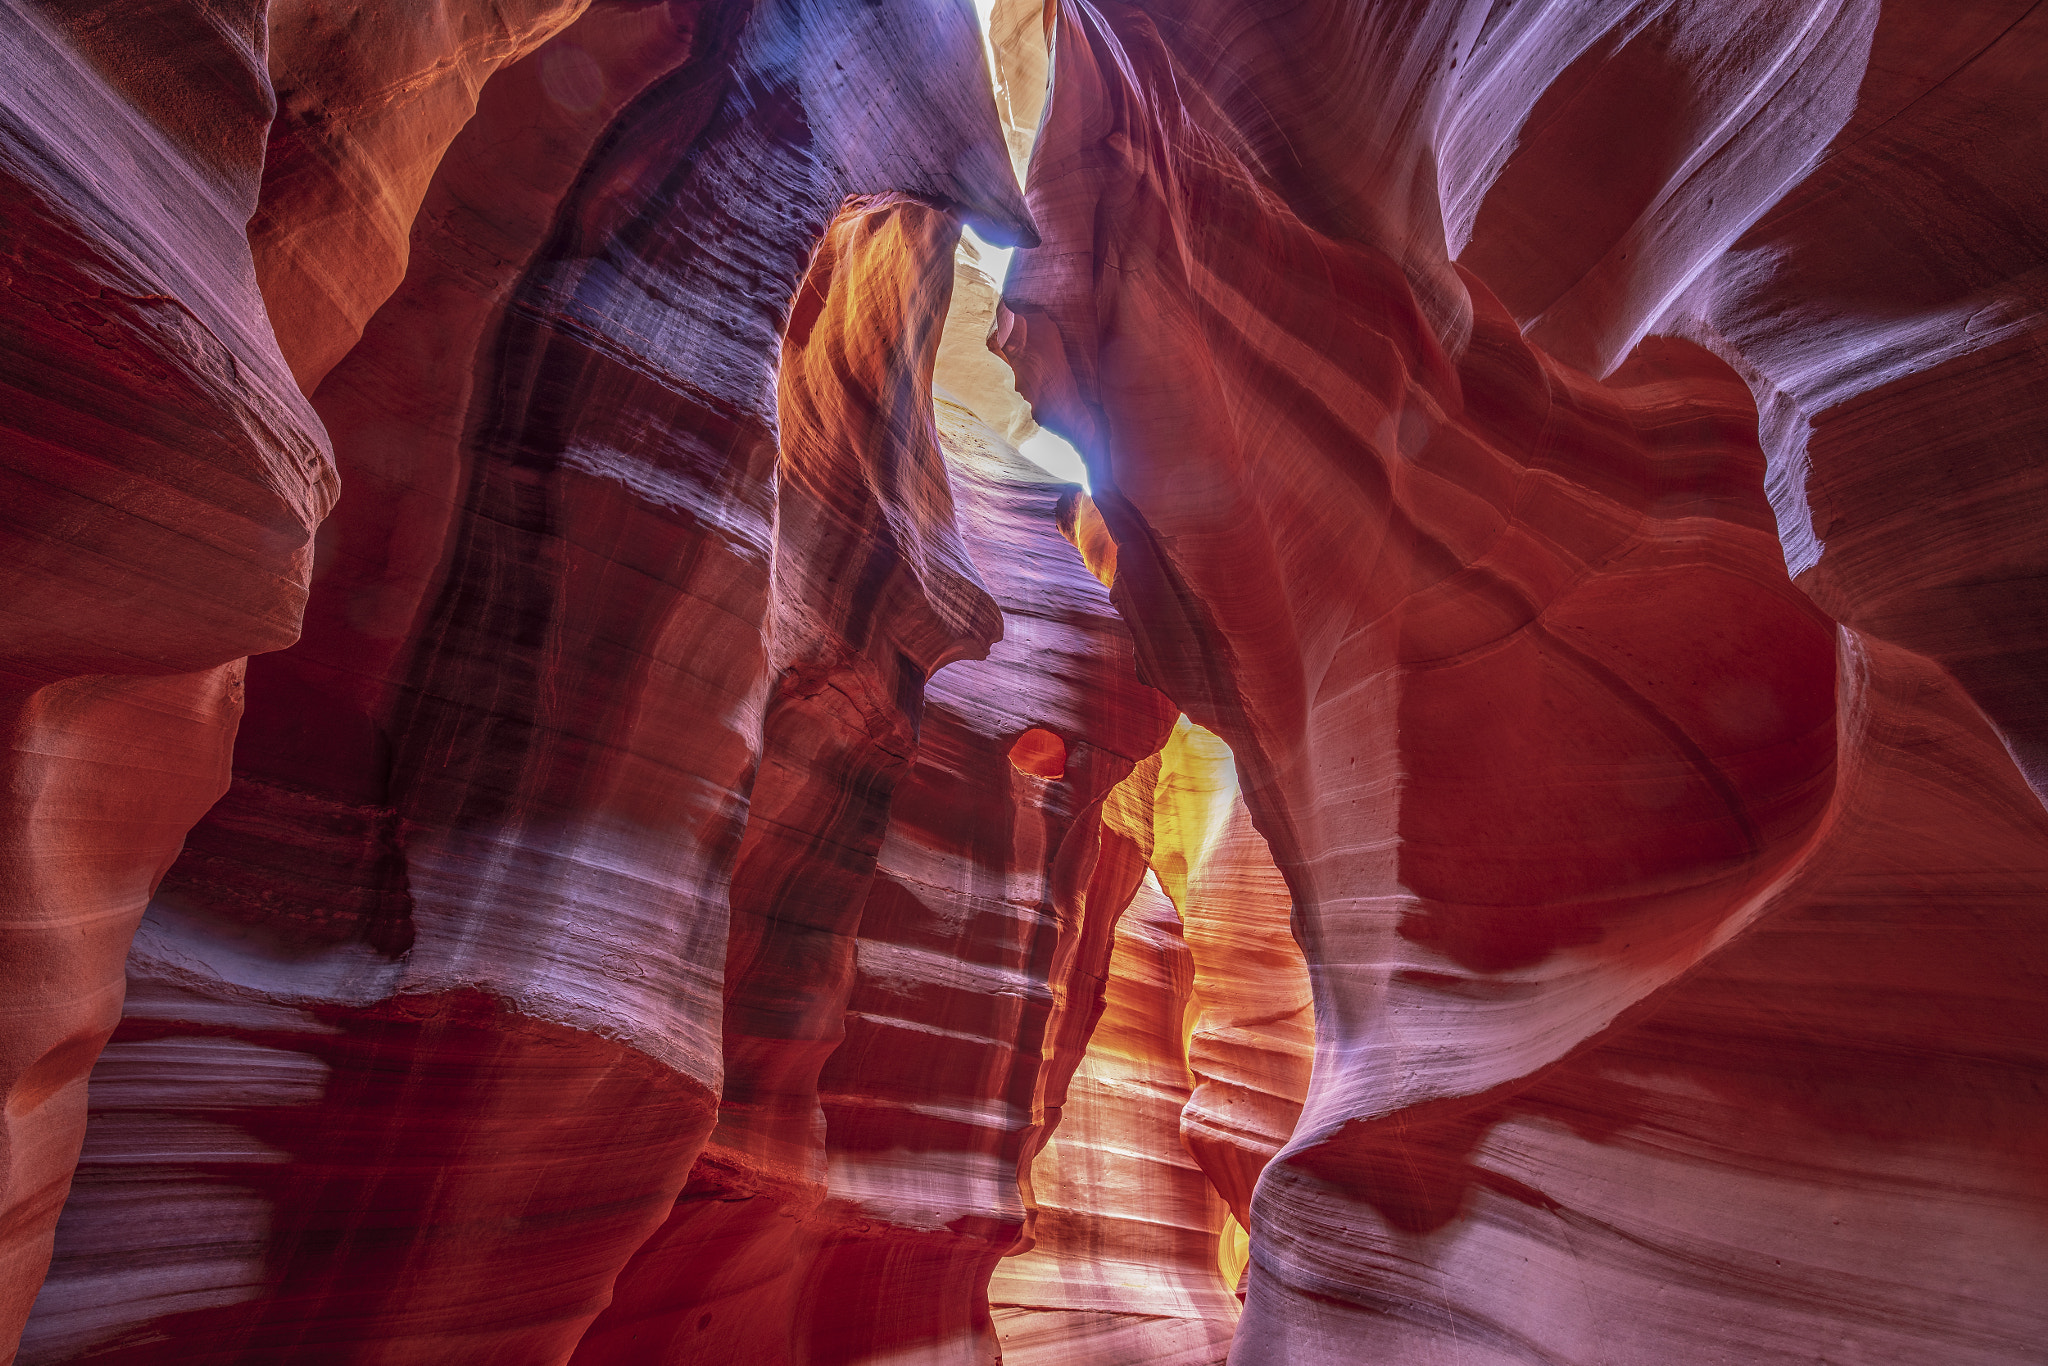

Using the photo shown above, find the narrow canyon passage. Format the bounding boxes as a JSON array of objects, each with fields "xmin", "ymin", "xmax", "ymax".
[{"xmin": 0, "ymin": 1, "xmax": 2043, "ymax": 1364}]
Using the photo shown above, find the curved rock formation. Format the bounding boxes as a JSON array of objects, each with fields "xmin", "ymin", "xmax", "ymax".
[
  {"xmin": 556, "ymin": 190, "xmax": 1006, "ymax": 1366},
  {"xmin": 1000, "ymin": 1, "xmax": 2048, "ymax": 1361},
  {"xmin": 1, "ymin": 0, "xmax": 2044, "ymax": 1361},
  {"xmin": 253, "ymin": 0, "xmax": 595, "ymax": 391},
  {"xmin": 14, "ymin": 0, "xmax": 1041, "ymax": 1359},
  {"xmin": 1668, "ymin": 4, "xmax": 2048, "ymax": 806},
  {"xmin": 990, "ymin": 876, "xmax": 1240, "ymax": 1365},
  {"xmin": 1144, "ymin": 720, "xmax": 1312, "ymax": 1242},
  {"xmin": 0, "ymin": 1, "xmax": 331, "ymax": 1344}
]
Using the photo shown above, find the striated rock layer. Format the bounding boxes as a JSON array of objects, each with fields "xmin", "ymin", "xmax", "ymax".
[
  {"xmin": 790, "ymin": 410, "xmax": 1173, "ymax": 1364},
  {"xmin": 0, "ymin": 0, "xmax": 2043, "ymax": 1361},
  {"xmin": 1001, "ymin": 0, "xmax": 2048, "ymax": 1361},
  {"xmin": 1110, "ymin": 716, "xmax": 1313, "ymax": 1250},
  {"xmin": 990, "ymin": 876, "xmax": 1240, "ymax": 1365},
  {"xmin": 0, "ymin": 2, "xmax": 332, "ymax": 1347},
  {"xmin": 559, "ymin": 191, "xmax": 1007, "ymax": 1365},
  {"xmin": 8, "ymin": 0, "xmax": 1068, "ymax": 1360},
  {"xmin": 560, "ymin": 205, "xmax": 1173, "ymax": 1366}
]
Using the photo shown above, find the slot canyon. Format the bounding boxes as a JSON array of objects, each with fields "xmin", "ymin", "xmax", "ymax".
[{"xmin": 0, "ymin": 0, "xmax": 2043, "ymax": 1361}]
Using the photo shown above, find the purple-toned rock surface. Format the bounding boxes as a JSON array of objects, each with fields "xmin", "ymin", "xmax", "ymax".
[{"xmin": 0, "ymin": 0, "xmax": 2042, "ymax": 1361}]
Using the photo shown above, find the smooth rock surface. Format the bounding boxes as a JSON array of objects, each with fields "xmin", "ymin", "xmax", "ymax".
[
  {"xmin": 0, "ymin": 1, "xmax": 330, "ymax": 1345},
  {"xmin": 17, "ymin": 2, "xmax": 1036, "ymax": 1359},
  {"xmin": 0, "ymin": 0, "xmax": 2043, "ymax": 1361},
  {"xmin": 1138, "ymin": 720, "xmax": 1312, "ymax": 1239},
  {"xmin": 1001, "ymin": 1, "xmax": 2048, "ymax": 1360},
  {"xmin": 991, "ymin": 876, "xmax": 1240, "ymax": 1365}
]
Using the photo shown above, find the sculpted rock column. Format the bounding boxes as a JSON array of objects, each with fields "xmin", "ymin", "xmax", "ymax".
[
  {"xmin": 1140, "ymin": 719, "xmax": 1312, "ymax": 1251},
  {"xmin": 565, "ymin": 193, "xmax": 1004, "ymax": 1366},
  {"xmin": 0, "ymin": 2, "xmax": 333, "ymax": 1349},
  {"xmin": 21, "ymin": 1, "xmax": 1032, "ymax": 1360},
  {"xmin": 784, "ymin": 396, "xmax": 1176, "ymax": 1365}
]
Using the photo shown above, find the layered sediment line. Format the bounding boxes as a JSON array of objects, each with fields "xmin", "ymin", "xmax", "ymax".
[
  {"xmin": 999, "ymin": 2, "xmax": 2048, "ymax": 1360},
  {"xmin": 0, "ymin": 0, "xmax": 2041, "ymax": 1361}
]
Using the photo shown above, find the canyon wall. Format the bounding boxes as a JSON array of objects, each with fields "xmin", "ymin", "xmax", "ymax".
[
  {"xmin": 989, "ymin": 875, "xmax": 1240, "ymax": 1365},
  {"xmin": 1000, "ymin": 0, "xmax": 2047, "ymax": 1361},
  {"xmin": 0, "ymin": 0, "xmax": 2041, "ymax": 1362}
]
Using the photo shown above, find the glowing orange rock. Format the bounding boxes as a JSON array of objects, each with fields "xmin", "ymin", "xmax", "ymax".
[
  {"xmin": 17, "ymin": 2, "xmax": 1033, "ymax": 1359},
  {"xmin": 1145, "ymin": 721, "xmax": 1312, "ymax": 1238},
  {"xmin": 1011, "ymin": 727, "xmax": 1071, "ymax": 779},
  {"xmin": 253, "ymin": 0, "xmax": 595, "ymax": 391},
  {"xmin": 991, "ymin": 877, "xmax": 1240, "ymax": 1364},
  {"xmin": 564, "ymin": 191, "xmax": 1003, "ymax": 1365}
]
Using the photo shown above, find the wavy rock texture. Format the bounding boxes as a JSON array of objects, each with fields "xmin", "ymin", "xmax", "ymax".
[
  {"xmin": 0, "ymin": 0, "xmax": 332, "ymax": 1346},
  {"xmin": 1002, "ymin": 0, "xmax": 2048, "ymax": 1361},
  {"xmin": 2, "ymin": 0, "xmax": 2045, "ymax": 1361},
  {"xmin": 1664, "ymin": 3, "xmax": 2048, "ymax": 805},
  {"xmin": 1132, "ymin": 718, "xmax": 1312, "ymax": 1242},
  {"xmin": 990, "ymin": 876, "xmax": 1240, "ymax": 1365},
  {"xmin": 557, "ymin": 192, "xmax": 1009, "ymax": 1366},
  {"xmin": 571, "ymin": 369, "xmax": 1175, "ymax": 1364},
  {"xmin": 15, "ymin": 0, "xmax": 1041, "ymax": 1360},
  {"xmin": 1442, "ymin": 0, "xmax": 2048, "ymax": 805},
  {"xmin": 766, "ymin": 394, "xmax": 1173, "ymax": 1366},
  {"xmin": 253, "ymin": 0, "xmax": 596, "ymax": 390},
  {"xmin": 987, "ymin": 706, "xmax": 1311, "ymax": 1359}
]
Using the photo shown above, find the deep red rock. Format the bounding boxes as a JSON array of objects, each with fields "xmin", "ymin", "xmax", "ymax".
[
  {"xmin": 1, "ymin": 0, "xmax": 2044, "ymax": 1360},
  {"xmin": 0, "ymin": 2, "xmax": 331, "ymax": 1345},
  {"xmin": 14, "ymin": 1, "xmax": 1038, "ymax": 1359},
  {"xmin": 999, "ymin": 1, "xmax": 2048, "ymax": 1360},
  {"xmin": 559, "ymin": 190, "xmax": 1004, "ymax": 1366}
]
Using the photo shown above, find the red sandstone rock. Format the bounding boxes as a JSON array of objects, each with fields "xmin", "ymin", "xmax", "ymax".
[
  {"xmin": 990, "ymin": 876, "xmax": 1240, "ymax": 1364},
  {"xmin": 1446, "ymin": 0, "xmax": 2048, "ymax": 808},
  {"xmin": 1141, "ymin": 720, "xmax": 1311, "ymax": 1240},
  {"xmin": 560, "ymin": 191, "xmax": 1004, "ymax": 1366},
  {"xmin": 16, "ymin": 1, "xmax": 1035, "ymax": 1359},
  {"xmin": 253, "ymin": 0, "xmax": 595, "ymax": 391},
  {"xmin": 1001, "ymin": 1, "xmax": 2048, "ymax": 1360},
  {"xmin": 3, "ymin": 0, "xmax": 2045, "ymax": 1361},
  {"xmin": 569, "ymin": 391, "xmax": 1174, "ymax": 1363},
  {"xmin": 1661, "ymin": 3, "xmax": 2048, "ymax": 807},
  {"xmin": 787, "ymin": 400, "xmax": 1173, "ymax": 1365},
  {"xmin": 0, "ymin": 1, "xmax": 332, "ymax": 1346}
]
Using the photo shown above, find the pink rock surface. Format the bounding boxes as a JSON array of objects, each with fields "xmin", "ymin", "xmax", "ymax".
[
  {"xmin": 15, "ymin": 1, "xmax": 1038, "ymax": 1359},
  {"xmin": 0, "ymin": 1, "xmax": 331, "ymax": 1345},
  {"xmin": 1001, "ymin": 1, "xmax": 2047, "ymax": 1359},
  {"xmin": 789, "ymin": 401, "xmax": 1173, "ymax": 1364},
  {"xmin": 1, "ymin": 0, "xmax": 2043, "ymax": 1360}
]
